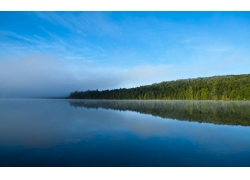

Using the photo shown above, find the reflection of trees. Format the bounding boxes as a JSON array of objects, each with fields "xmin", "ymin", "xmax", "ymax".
[{"xmin": 69, "ymin": 100, "xmax": 250, "ymax": 126}]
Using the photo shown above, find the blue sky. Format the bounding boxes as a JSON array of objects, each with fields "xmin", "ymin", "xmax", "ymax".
[{"xmin": 1, "ymin": 12, "xmax": 250, "ymax": 97}]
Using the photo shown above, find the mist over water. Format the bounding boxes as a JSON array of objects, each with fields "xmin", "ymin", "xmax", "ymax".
[
  {"xmin": 0, "ymin": 55, "xmax": 174, "ymax": 98},
  {"xmin": 0, "ymin": 99, "xmax": 250, "ymax": 166}
]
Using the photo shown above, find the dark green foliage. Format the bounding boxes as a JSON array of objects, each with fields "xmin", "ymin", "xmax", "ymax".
[
  {"xmin": 69, "ymin": 100, "xmax": 250, "ymax": 126},
  {"xmin": 69, "ymin": 74, "xmax": 250, "ymax": 100}
]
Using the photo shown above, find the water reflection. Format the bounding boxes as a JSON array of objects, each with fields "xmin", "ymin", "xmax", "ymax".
[
  {"xmin": 0, "ymin": 99, "xmax": 250, "ymax": 166},
  {"xmin": 69, "ymin": 100, "xmax": 250, "ymax": 126}
]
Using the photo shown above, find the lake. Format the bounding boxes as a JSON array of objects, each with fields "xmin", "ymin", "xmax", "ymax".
[{"xmin": 0, "ymin": 99, "xmax": 250, "ymax": 167}]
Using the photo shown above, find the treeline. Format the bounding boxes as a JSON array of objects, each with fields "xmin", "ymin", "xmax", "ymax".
[
  {"xmin": 69, "ymin": 74, "xmax": 250, "ymax": 100},
  {"xmin": 69, "ymin": 100, "xmax": 250, "ymax": 126}
]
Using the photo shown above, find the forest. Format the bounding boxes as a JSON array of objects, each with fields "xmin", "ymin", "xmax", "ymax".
[{"xmin": 69, "ymin": 74, "xmax": 250, "ymax": 100}]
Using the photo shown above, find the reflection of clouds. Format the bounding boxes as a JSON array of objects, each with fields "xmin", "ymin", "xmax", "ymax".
[
  {"xmin": 123, "ymin": 113, "xmax": 250, "ymax": 153},
  {"xmin": 0, "ymin": 100, "xmax": 250, "ymax": 154},
  {"xmin": 180, "ymin": 123, "xmax": 250, "ymax": 153},
  {"xmin": 0, "ymin": 100, "xmax": 72, "ymax": 148},
  {"xmin": 116, "ymin": 111, "xmax": 175, "ymax": 137}
]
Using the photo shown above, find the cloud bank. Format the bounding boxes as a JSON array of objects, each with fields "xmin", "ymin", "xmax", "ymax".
[
  {"xmin": 0, "ymin": 54, "xmax": 174, "ymax": 98},
  {"xmin": 1, "ymin": 51, "xmax": 250, "ymax": 98}
]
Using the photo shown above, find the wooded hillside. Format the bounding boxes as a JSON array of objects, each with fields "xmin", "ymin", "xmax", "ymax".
[{"xmin": 69, "ymin": 74, "xmax": 250, "ymax": 100}]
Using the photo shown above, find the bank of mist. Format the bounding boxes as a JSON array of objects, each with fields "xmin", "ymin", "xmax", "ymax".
[{"xmin": 70, "ymin": 74, "xmax": 250, "ymax": 100}]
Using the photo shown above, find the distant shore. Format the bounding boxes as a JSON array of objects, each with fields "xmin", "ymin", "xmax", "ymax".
[{"xmin": 69, "ymin": 74, "xmax": 250, "ymax": 101}]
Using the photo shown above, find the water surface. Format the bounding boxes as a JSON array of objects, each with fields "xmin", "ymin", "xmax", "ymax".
[{"xmin": 0, "ymin": 99, "xmax": 250, "ymax": 166}]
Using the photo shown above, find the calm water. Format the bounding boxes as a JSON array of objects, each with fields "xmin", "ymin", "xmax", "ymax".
[{"xmin": 0, "ymin": 99, "xmax": 250, "ymax": 167}]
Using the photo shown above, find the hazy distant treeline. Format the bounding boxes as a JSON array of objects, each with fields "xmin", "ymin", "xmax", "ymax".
[
  {"xmin": 69, "ymin": 100, "xmax": 250, "ymax": 126},
  {"xmin": 69, "ymin": 74, "xmax": 250, "ymax": 100}
]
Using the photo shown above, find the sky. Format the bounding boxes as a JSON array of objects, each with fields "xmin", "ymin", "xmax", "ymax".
[{"xmin": 1, "ymin": 11, "xmax": 250, "ymax": 98}]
